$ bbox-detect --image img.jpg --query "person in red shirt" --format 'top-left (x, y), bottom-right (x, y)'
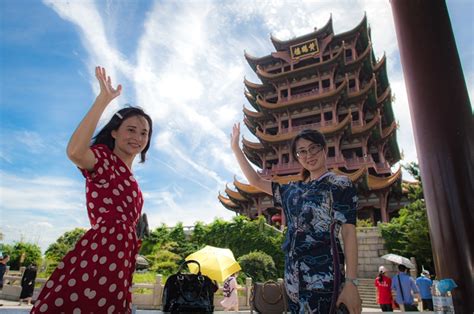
top-left (374, 266), bottom-right (393, 312)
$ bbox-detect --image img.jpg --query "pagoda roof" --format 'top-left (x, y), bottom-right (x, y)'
top-left (225, 185), bottom-right (248, 202)
top-left (255, 113), bottom-right (352, 144)
top-left (218, 193), bottom-right (240, 210)
top-left (256, 80), bottom-right (347, 111)
top-left (244, 50), bottom-right (275, 72)
top-left (242, 137), bottom-right (265, 150)
top-left (376, 85), bottom-right (391, 105)
top-left (381, 121), bottom-right (397, 140)
top-left (243, 118), bottom-right (257, 136)
top-left (344, 41), bottom-right (373, 72)
top-left (374, 53), bottom-right (390, 91)
top-left (347, 76), bottom-right (376, 100)
top-left (255, 46), bottom-right (344, 83)
top-left (332, 166), bottom-right (401, 190)
top-left (244, 77), bottom-right (266, 93)
top-left (332, 167), bottom-right (367, 182)
top-left (244, 91), bottom-right (260, 111)
top-left (349, 112), bottom-right (381, 136)
top-left (233, 177), bottom-right (266, 194)
top-left (373, 53), bottom-right (386, 72)
top-left (333, 14), bottom-right (368, 42)
top-left (270, 16), bottom-right (334, 51)
top-left (242, 139), bottom-right (265, 168)
top-left (244, 77), bottom-right (274, 98)
top-left (367, 167), bottom-right (402, 190)
top-left (243, 106), bottom-right (264, 119)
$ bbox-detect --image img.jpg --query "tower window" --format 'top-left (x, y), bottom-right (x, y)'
top-left (324, 111), bottom-right (333, 121)
top-left (349, 79), bottom-right (356, 89)
top-left (351, 111), bottom-right (359, 121)
top-left (322, 79), bottom-right (330, 89)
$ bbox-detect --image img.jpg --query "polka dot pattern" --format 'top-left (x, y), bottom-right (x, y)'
top-left (31, 145), bottom-right (142, 314)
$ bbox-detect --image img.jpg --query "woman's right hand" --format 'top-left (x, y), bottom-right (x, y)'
top-left (95, 66), bottom-right (122, 103)
top-left (230, 123), bottom-right (241, 151)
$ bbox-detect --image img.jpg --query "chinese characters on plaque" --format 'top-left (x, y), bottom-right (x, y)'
top-left (290, 39), bottom-right (319, 60)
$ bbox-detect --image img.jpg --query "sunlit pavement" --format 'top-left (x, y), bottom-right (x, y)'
top-left (0, 299), bottom-right (392, 313)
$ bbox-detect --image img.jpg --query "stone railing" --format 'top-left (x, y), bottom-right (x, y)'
top-left (0, 274), bottom-right (262, 310)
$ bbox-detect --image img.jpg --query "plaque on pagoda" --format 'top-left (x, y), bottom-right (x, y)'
top-left (290, 39), bottom-right (319, 60)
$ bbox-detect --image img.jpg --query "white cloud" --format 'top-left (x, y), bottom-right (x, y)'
top-left (20, 0), bottom-right (442, 252)
top-left (0, 171), bottom-right (89, 252)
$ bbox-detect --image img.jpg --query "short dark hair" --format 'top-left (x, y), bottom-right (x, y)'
top-left (290, 129), bottom-right (327, 181)
top-left (398, 264), bottom-right (408, 272)
top-left (92, 106), bottom-right (153, 163)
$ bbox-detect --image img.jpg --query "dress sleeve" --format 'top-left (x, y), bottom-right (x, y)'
top-left (331, 176), bottom-right (358, 225)
top-left (80, 144), bottom-right (114, 183)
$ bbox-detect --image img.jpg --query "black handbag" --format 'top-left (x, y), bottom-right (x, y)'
top-left (162, 260), bottom-right (215, 313)
top-left (250, 280), bottom-right (287, 314)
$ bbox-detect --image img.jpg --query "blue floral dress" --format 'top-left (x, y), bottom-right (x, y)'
top-left (272, 172), bottom-right (357, 314)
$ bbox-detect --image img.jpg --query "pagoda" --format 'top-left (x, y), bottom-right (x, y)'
top-left (219, 15), bottom-right (406, 226)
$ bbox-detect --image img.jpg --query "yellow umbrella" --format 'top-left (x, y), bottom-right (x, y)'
top-left (185, 245), bottom-right (241, 282)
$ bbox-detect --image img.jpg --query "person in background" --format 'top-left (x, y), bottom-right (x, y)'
top-left (416, 270), bottom-right (433, 311)
top-left (19, 264), bottom-right (37, 306)
top-left (391, 264), bottom-right (420, 312)
top-left (374, 266), bottom-right (393, 312)
top-left (220, 272), bottom-right (239, 311)
top-left (0, 254), bottom-right (10, 289)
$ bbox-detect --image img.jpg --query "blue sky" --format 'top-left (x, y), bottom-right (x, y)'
top-left (1, 0), bottom-right (472, 253)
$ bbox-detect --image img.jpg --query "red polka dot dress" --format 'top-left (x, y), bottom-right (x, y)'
top-left (32, 144), bottom-right (143, 314)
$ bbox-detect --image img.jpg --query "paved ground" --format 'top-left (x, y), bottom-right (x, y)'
top-left (0, 299), bottom-right (391, 313)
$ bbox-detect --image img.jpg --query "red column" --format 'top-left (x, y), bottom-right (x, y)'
top-left (390, 1), bottom-right (474, 312)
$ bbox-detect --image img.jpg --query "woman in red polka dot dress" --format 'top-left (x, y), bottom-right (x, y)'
top-left (31, 67), bottom-right (153, 314)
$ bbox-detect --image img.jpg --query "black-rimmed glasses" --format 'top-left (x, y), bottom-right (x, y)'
top-left (296, 144), bottom-right (323, 159)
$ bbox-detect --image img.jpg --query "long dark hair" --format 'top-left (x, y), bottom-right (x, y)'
top-left (378, 271), bottom-right (384, 283)
top-left (92, 106), bottom-right (153, 163)
top-left (290, 129), bottom-right (327, 181)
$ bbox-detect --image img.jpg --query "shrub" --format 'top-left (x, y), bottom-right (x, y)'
top-left (153, 261), bottom-right (179, 276)
top-left (238, 251), bottom-right (277, 282)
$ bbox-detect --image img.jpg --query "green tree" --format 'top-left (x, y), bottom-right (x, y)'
top-left (140, 224), bottom-right (171, 256)
top-left (192, 216), bottom-right (285, 276)
top-left (379, 162), bottom-right (434, 273)
top-left (168, 222), bottom-right (195, 260)
top-left (238, 251), bottom-right (277, 282)
top-left (4, 242), bottom-right (42, 270)
top-left (45, 228), bottom-right (86, 262)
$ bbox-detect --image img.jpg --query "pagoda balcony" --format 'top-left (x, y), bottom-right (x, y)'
top-left (375, 161), bottom-right (392, 173)
top-left (258, 161), bottom-right (302, 176)
top-left (326, 156), bottom-right (347, 168)
top-left (345, 156), bottom-right (374, 168)
top-left (280, 89), bottom-right (320, 103)
top-left (280, 120), bottom-right (335, 134)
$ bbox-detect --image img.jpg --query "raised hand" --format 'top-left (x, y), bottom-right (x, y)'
top-left (230, 123), bottom-right (241, 151)
top-left (95, 66), bottom-right (122, 103)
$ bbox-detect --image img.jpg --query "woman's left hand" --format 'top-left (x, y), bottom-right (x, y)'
top-left (336, 282), bottom-right (362, 314)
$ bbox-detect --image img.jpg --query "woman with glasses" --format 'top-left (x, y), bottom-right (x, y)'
top-left (32, 67), bottom-right (153, 314)
top-left (231, 124), bottom-right (361, 314)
